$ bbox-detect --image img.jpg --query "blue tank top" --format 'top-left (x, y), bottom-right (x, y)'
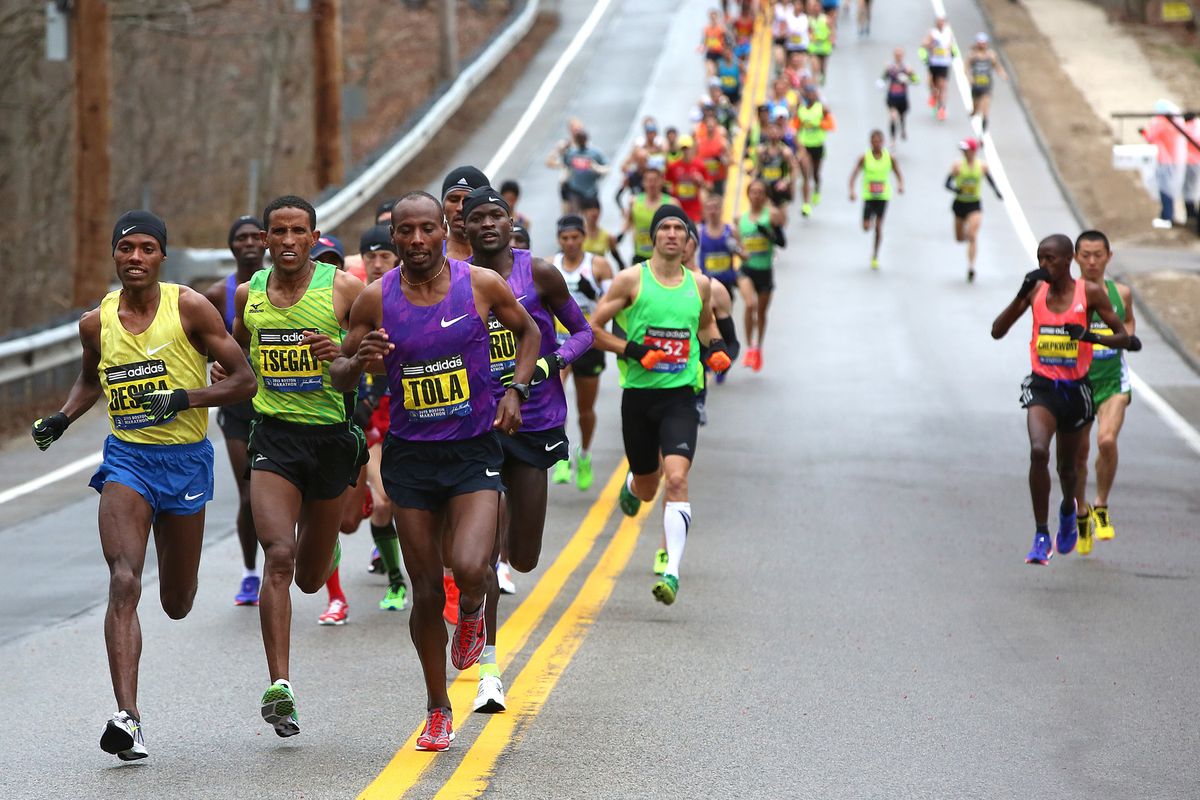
top-left (381, 259), bottom-right (495, 441)
top-left (699, 223), bottom-right (736, 277)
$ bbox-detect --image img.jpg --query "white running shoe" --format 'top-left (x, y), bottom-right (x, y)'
top-left (473, 673), bottom-right (507, 713)
top-left (100, 710), bottom-right (147, 761)
top-left (496, 561), bottom-right (517, 595)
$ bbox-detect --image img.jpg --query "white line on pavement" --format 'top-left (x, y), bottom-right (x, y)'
top-left (0, 451), bottom-right (102, 506)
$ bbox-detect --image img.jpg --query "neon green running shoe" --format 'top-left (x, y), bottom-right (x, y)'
top-left (652, 548), bottom-right (668, 576)
top-left (261, 680), bottom-right (299, 737)
top-left (576, 451), bottom-right (594, 491)
top-left (380, 582), bottom-right (408, 612)
top-left (652, 574), bottom-right (679, 606)
top-left (812, 191), bottom-right (822, 206)
top-left (618, 477), bottom-right (641, 517)
top-left (801, 203), bottom-right (813, 217)
top-left (551, 459), bottom-right (572, 485)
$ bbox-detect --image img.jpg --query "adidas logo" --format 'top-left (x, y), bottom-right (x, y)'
top-left (457, 177), bottom-right (469, 185)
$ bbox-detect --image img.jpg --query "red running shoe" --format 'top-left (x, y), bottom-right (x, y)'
top-left (415, 707), bottom-right (455, 751)
top-left (451, 599), bottom-right (487, 670)
top-left (443, 574), bottom-right (460, 625)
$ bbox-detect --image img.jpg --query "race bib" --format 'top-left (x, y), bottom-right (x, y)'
top-left (745, 233), bottom-right (769, 254)
top-left (258, 328), bottom-right (323, 392)
top-left (570, 155), bottom-right (593, 172)
top-left (973, 73), bottom-right (989, 86)
top-left (635, 230), bottom-right (652, 253)
top-left (643, 326), bottom-right (691, 373)
top-left (399, 354), bottom-right (472, 420)
top-left (676, 181), bottom-right (698, 200)
top-left (1036, 325), bottom-right (1079, 367)
top-left (762, 165), bottom-right (782, 181)
top-left (705, 252), bottom-right (732, 273)
top-left (106, 359), bottom-right (170, 430)
top-left (721, 74), bottom-right (738, 88)
top-left (1091, 322), bottom-right (1117, 360)
top-left (704, 157), bottom-right (721, 173)
top-left (488, 315), bottom-right (517, 377)
top-left (869, 181), bottom-right (886, 195)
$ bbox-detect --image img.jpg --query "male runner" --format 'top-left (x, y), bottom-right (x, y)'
top-left (701, 8), bottom-right (729, 75)
top-left (581, 196), bottom-right (626, 269)
top-left (588, 205), bottom-right (731, 605)
top-left (499, 180), bottom-right (533, 233)
top-left (807, 0), bottom-right (834, 84)
top-left (552, 214), bottom-right (615, 489)
top-left (464, 187), bottom-right (594, 713)
top-left (848, 129), bottom-right (904, 269)
top-left (665, 135), bottom-right (710, 224)
top-left (344, 199), bottom-right (396, 282)
top-left (1072, 230), bottom-right (1136, 553)
top-left (232, 195), bottom-right (369, 737)
top-left (967, 33), bottom-right (1007, 132)
top-left (754, 121), bottom-right (798, 213)
top-left (920, 16), bottom-right (957, 121)
top-left (882, 48), bottom-right (918, 145)
top-left (797, 83), bottom-right (830, 217)
top-left (740, 179), bottom-right (787, 370)
top-left (990, 234), bottom-right (1140, 565)
top-left (695, 108), bottom-right (732, 197)
top-left (946, 138), bottom-right (1002, 283)
top-left (310, 235), bottom-right (345, 270)
top-left (204, 214), bottom-right (266, 605)
top-left (331, 191), bottom-right (539, 752)
top-left (31, 210), bottom-right (256, 760)
top-left (442, 165), bottom-right (491, 261)
top-left (621, 158), bottom-right (679, 265)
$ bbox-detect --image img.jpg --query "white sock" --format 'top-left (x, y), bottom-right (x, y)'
top-left (663, 502), bottom-right (691, 578)
top-left (626, 472), bottom-right (635, 491)
top-left (243, 566), bottom-right (260, 579)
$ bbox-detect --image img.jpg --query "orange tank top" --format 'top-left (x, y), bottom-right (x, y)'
top-left (1029, 280), bottom-right (1092, 380)
top-left (705, 25), bottom-right (725, 52)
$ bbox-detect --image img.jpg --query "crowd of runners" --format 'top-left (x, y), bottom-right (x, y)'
top-left (23, 0), bottom-right (1148, 767)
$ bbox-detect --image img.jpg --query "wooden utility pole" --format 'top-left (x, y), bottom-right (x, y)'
top-left (313, 0), bottom-right (344, 189)
top-left (72, 0), bottom-right (112, 308)
top-left (438, 0), bottom-right (458, 83)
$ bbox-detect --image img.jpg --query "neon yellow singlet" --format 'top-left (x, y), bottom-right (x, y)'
top-left (955, 159), bottom-right (983, 202)
top-left (98, 283), bottom-right (208, 445)
top-left (862, 149), bottom-right (893, 201)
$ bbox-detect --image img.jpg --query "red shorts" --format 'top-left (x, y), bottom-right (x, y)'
top-left (366, 395), bottom-right (391, 448)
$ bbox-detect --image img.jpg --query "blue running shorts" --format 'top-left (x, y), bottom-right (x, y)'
top-left (89, 435), bottom-right (215, 517)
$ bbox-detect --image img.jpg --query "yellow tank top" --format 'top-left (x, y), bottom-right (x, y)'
top-left (98, 283), bottom-right (208, 444)
top-left (583, 227), bottom-right (610, 257)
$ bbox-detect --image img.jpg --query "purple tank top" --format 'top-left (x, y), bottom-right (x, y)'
top-left (699, 223), bottom-right (736, 278)
top-left (488, 250), bottom-right (566, 431)
top-left (382, 259), bottom-right (495, 441)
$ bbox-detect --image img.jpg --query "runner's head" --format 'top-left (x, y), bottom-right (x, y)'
top-left (512, 225), bottom-right (531, 250)
top-left (682, 218), bottom-right (699, 266)
top-left (1036, 234), bottom-right (1075, 281)
top-left (756, 104), bottom-right (770, 125)
top-left (392, 191), bottom-right (446, 272)
top-left (112, 210), bottom-right (167, 288)
top-left (557, 214), bottom-right (585, 258)
top-left (869, 129), bottom-right (884, 151)
top-left (442, 165), bottom-right (490, 241)
top-left (703, 192), bottom-right (723, 223)
top-left (974, 32), bottom-right (989, 50)
top-left (787, 50), bottom-right (804, 71)
top-left (227, 215), bottom-right (265, 272)
top-left (807, 0), bottom-right (820, 13)
top-left (573, 127), bottom-right (590, 149)
top-left (935, 15), bottom-right (946, 30)
top-left (1074, 229), bottom-right (1112, 281)
top-left (311, 235), bottom-right (345, 270)
top-left (643, 157), bottom-right (665, 194)
top-left (462, 185), bottom-right (513, 256)
top-left (959, 137), bottom-right (979, 162)
top-left (262, 195), bottom-right (319, 275)
top-left (579, 195), bottom-right (601, 227)
top-left (701, 103), bottom-right (720, 131)
top-left (747, 178), bottom-right (768, 210)
top-left (375, 198), bottom-right (397, 225)
top-left (678, 134), bottom-right (694, 159)
top-left (642, 116), bottom-right (658, 141)
top-left (665, 126), bottom-right (679, 149)
top-left (893, 46), bottom-right (905, 63)
top-left (499, 179), bottom-right (521, 210)
top-left (650, 204), bottom-right (689, 260)
top-left (802, 82), bottom-right (819, 102)
top-left (359, 224), bottom-right (398, 283)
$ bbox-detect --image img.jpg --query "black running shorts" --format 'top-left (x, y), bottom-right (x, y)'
top-left (863, 199), bottom-right (888, 221)
top-left (886, 95), bottom-right (909, 114)
top-left (499, 425), bottom-right (570, 470)
top-left (739, 266), bottom-right (775, 295)
top-left (930, 65), bottom-right (950, 80)
top-left (570, 348), bottom-right (606, 377)
top-left (382, 433), bottom-right (504, 511)
top-left (1020, 373), bottom-right (1095, 431)
top-left (952, 199), bottom-right (982, 219)
top-left (217, 399), bottom-right (257, 442)
top-left (248, 416), bottom-right (367, 500)
top-left (621, 386), bottom-right (700, 476)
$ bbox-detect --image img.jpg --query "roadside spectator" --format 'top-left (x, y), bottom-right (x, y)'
top-left (1140, 99), bottom-right (1184, 229)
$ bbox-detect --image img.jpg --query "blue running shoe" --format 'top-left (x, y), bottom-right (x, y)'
top-left (1056, 503), bottom-right (1078, 556)
top-left (235, 575), bottom-right (260, 606)
top-left (1025, 532), bottom-right (1052, 565)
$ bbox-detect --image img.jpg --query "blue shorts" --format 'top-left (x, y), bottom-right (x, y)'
top-left (89, 435), bottom-right (215, 518)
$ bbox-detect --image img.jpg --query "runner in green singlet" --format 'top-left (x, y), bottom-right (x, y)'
top-left (945, 138), bottom-right (1001, 283)
top-left (848, 129), bottom-right (904, 269)
top-left (807, 1), bottom-right (834, 85)
top-left (1072, 230), bottom-right (1136, 553)
top-left (619, 157), bottom-right (679, 264)
top-left (797, 83), bottom-right (830, 217)
top-left (738, 179), bottom-right (787, 371)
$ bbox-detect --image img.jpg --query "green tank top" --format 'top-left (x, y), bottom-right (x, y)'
top-left (955, 159), bottom-right (983, 202)
top-left (246, 261), bottom-right (351, 424)
top-left (1088, 279), bottom-right (1127, 384)
top-left (798, 101), bottom-right (826, 148)
top-left (862, 149), bottom-right (893, 200)
top-left (739, 209), bottom-right (774, 270)
top-left (631, 193), bottom-right (678, 259)
top-left (616, 265), bottom-right (702, 391)
top-left (810, 15), bottom-right (832, 55)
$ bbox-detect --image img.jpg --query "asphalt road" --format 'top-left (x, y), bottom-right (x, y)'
top-left (2, 0), bottom-right (1199, 797)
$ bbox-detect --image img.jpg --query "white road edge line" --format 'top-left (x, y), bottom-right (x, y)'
top-left (0, 4), bottom-right (621, 508)
top-left (934, 0), bottom-right (1200, 457)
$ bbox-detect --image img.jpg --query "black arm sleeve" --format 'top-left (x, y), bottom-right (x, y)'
top-left (771, 224), bottom-right (786, 248)
top-left (944, 174), bottom-right (957, 193)
top-left (985, 170), bottom-right (1002, 197)
top-left (716, 315), bottom-right (740, 362)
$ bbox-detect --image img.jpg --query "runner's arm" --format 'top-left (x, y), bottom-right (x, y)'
top-left (533, 258), bottom-right (594, 366)
top-left (176, 288), bottom-right (257, 409)
top-left (892, 155), bottom-right (905, 194)
top-left (592, 255), bottom-right (615, 292)
top-left (476, 267), bottom-right (540, 387)
top-left (766, 206), bottom-right (787, 247)
top-left (848, 154), bottom-right (865, 199)
top-left (1118, 283), bottom-right (1136, 337)
top-left (231, 282), bottom-right (251, 348)
top-left (1074, 280), bottom-right (1134, 350)
top-left (991, 267), bottom-right (1049, 339)
top-left (330, 281), bottom-right (390, 392)
top-left (30, 311), bottom-right (103, 448)
top-left (983, 166), bottom-right (1003, 200)
top-left (588, 269), bottom-right (639, 354)
top-left (993, 52), bottom-right (1008, 81)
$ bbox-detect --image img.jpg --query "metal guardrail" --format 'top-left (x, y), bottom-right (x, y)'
top-left (0, 0), bottom-right (541, 394)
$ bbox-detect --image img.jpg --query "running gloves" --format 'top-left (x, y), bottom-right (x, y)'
top-left (132, 388), bottom-right (190, 424)
top-left (499, 355), bottom-right (563, 389)
top-left (1064, 324), bottom-right (1143, 351)
top-left (31, 412), bottom-right (69, 451)
top-left (624, 340), bottom-right (668, 370)
top-left (705, 339), bottom-right (732, 373)
top-left (1017, 268), bottom-right (1051, 300)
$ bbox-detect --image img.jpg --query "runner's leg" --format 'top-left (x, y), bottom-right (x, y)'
top-left (253, 471), bottom-right (304, 682)
top-left (1026, 405), bottom-right (1057, 529)
top-left (393, 504), bottom-right (452, 710)
top-left (98, 483), bottom-right (154, 717)
top-left (1094, 394), bottom-right (1130, 507)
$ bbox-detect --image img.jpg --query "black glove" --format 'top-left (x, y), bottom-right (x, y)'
top-left (576, 275), bottom-right (599, 300)
top-left (1017, 268), bottom-right (1051, 300)
top-left (623, 340), bottom-right (657, 361)
top-left (1128, 335), bottom-right (1143, 352)
top-left (1063, 323), bottom-right (1101, 344)
top-left (530, 355), bottom-right (560, 386)
top-left (132, 388), bottom-right (190, 424)
top-left (31, 412), bottom-right (69, 451)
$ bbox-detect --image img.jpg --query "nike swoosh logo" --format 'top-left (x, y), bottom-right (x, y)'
top-left (147, 342), bottom-right (170, 356)
top-left (441, 314), bottom-right (469, 328)
top-left (485, 469), bottom-right (500, 477)
top-left (121, 226), bottom-right (135, 235)
top-left (184, 491), bottom-right (203, 501)
top-left (515, 295), bottom-right (527, 302)
top-left (544, 441), bottom-right (564, 451)
top-left (255, 455), bottom-right (267, 463)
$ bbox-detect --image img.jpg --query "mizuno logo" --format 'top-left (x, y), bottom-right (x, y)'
top-left (441, 314), bottom-right (468, 328)
top-left (147, 342), bottom-right (170, 356)
top-left (485, 468), bottom-right (500, 477)
top-left (255, 454), bottom-right (267, 463)
top-left (184, 491), bottom-right (203, 501)
top-left (121, 226), bottom-right (136, 235)
top-left (545, 441), bottom-right (564, 451)
top-left (249, 301), bottom-right (264, 313)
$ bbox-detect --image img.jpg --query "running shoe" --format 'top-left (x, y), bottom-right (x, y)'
top-left (496, 561), bottom-right (517, 595)
top-left (928, 94), bottom-right (936, 108)
top-left (368, 545), bottom-right (384, 575)
top-left (753, 350), bottom-right (763, 372)
top-left (451, 599), bottom-right (487, 670)
top-left (967, 268), bottom-right (976, 283)
top-left (1025, 532), bottom-right (1053, 565)
top-left (551, 458), bottom-right (572, 485)
top-left (261, 680), bottom-right (299, 737)
top-left (1056, 502), bottom-right (1078, 556)
top-left (443, 574), bottom-right (460, 625)
top-left (619, 477), bottom-right (641, 517)
top-left (653, 548), bottom-right (668, 575)
top-left (741, 347), bottom-right (758, 369)
top-left (415, 707), bottom-right (454, 751)
top-left (576, 450), bottom-right (594, 491)
top-left (937, 107), bottom-right (947, 121)
top-left (380, 582), bottom-right (408, 611)
top-left (234, 575), bottom-right (260, 606)
top-left (1094, 506), bottom-right (1116, 540)
top-left (1077, 509), bottom-right (1093, 556)
top-left (100, 710), bottom-right (147, 761)
top-left (318, 598), bottom-right (348, 625)
top-left (801, 203), bottom-right (813, 217)
top-left (812, 191), bottom-right (822, 206)
top-left (652, 574), bottom-right (679, 605)
top-left (870, 258), bottom-right (880, 271)
top-left (473, 673), bottom-right (507, 714)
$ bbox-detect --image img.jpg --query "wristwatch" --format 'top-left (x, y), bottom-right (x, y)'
top-left (553, 352), bottom-right (567, 372)
top-left (509, 382), bottom-right (531, 402)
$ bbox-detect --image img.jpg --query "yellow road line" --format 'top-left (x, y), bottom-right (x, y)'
top-left (722, 18), bottom-right (774, 229)
top-left (432, 489), bottom-right (661, 800)
top-left (356, 463), bottom-right (627, 800)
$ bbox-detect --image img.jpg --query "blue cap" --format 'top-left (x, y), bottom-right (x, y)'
top-left (311, 234), bottom-right (344, 263)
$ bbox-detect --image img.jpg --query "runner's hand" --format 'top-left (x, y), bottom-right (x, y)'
top-left (352, 398), bottom-right (374, 428)
top-left (133, 388), bottom-right (190, 424)
top-left (624, 340), bottom-right (667, 370)
top-left (1127, 335), bottom-right (1143, 352)
top-left (849, 189), bottom-right (857, 202)
top-left (1017, 268), bottom-right (1050, 300)
top-left (301, 331), bottom-right (340, 361)
top-left (494, 391), bottom-right (522, 435)
top-left (31, 412), bottom-right (69, 451)
top-left (210, 361), bottom-right (228, 382)
top-left (355, 328), bottom-right (393, 369)
top-left (705, 339), bottom-right (732, 373)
